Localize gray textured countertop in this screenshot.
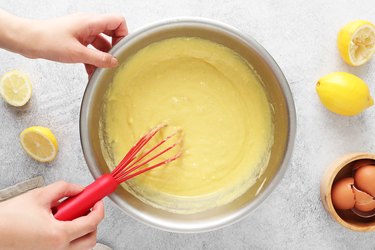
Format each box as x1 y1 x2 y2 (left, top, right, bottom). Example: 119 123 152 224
1 0 375 249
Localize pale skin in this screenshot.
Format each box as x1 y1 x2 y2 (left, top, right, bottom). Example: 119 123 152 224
0 9 128 249
0 182 103 250
0 9 128 76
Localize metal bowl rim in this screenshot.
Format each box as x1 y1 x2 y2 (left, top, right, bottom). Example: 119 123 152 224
80 17 296 233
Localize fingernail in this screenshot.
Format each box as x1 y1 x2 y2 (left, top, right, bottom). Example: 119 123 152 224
111 57 118 67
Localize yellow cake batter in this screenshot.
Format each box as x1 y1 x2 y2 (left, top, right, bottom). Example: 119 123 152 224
100 37 274 214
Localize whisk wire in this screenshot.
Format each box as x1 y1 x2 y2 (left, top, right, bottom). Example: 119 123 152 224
115 141 181 182
111 125 182 183
111 125 164 177
118 151 182 182
114 131 178 177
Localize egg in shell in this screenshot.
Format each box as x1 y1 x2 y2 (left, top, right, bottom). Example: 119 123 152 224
354 165 375 197
331 161 375 213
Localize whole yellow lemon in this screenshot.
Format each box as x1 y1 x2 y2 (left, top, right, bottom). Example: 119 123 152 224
316 72 373 116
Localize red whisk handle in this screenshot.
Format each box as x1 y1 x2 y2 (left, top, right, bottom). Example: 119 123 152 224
54 174 118 221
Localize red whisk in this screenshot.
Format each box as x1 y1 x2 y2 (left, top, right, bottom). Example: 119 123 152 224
54 124 182 221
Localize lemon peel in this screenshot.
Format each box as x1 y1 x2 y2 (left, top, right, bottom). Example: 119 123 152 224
316 72 373 116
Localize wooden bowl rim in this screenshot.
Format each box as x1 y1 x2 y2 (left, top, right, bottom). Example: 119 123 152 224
321 152 375 232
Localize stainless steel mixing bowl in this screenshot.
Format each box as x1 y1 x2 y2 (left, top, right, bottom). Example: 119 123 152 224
80 18 296 233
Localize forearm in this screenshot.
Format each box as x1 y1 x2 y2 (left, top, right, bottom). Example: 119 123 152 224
0 9 38 57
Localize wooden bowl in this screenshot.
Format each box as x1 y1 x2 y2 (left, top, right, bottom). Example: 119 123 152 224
320 152 375 232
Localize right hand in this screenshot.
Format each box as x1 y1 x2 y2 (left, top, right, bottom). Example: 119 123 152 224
0 181 104 250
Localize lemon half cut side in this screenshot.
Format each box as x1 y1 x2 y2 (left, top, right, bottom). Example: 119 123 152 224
0 70 32 106
338 20 375 66
20 126 58 163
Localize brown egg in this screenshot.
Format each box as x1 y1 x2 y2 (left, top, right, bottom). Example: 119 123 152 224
352 159 375 170
331 177 355 210
354 165 375 197
352 186 375 212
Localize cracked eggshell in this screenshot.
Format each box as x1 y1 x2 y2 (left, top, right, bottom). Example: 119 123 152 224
331 177 355 210
352 186 375 212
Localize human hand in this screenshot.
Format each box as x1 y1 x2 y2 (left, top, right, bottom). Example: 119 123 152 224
1 11 127 77
0 181 104 250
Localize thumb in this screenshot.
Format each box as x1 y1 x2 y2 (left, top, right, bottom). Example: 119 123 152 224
78 45 118 68
40 181 84 206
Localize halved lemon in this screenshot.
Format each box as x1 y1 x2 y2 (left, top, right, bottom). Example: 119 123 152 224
0 70 32 106
20 126 58 162
337 20 375 66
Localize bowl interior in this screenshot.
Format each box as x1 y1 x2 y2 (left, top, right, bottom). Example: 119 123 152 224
81 19 295 232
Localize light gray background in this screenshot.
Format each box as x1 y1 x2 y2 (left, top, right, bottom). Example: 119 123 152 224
1 0 375 249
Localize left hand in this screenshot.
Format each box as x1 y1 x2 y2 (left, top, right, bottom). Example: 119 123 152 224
5 12 128 77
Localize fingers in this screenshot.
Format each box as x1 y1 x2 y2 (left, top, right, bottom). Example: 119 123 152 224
91 34 112 52
87 14 128 46
69 230 97 250
70 14 127 68
109 18 127 46
64 200 104 240
40 181 84 206
78 45 118 68
85 64 96 79
85 34 112 77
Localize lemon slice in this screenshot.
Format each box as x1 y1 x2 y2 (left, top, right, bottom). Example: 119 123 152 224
20 126 58 162
0 70 32 106
316 72 374 116
337 20 375 66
